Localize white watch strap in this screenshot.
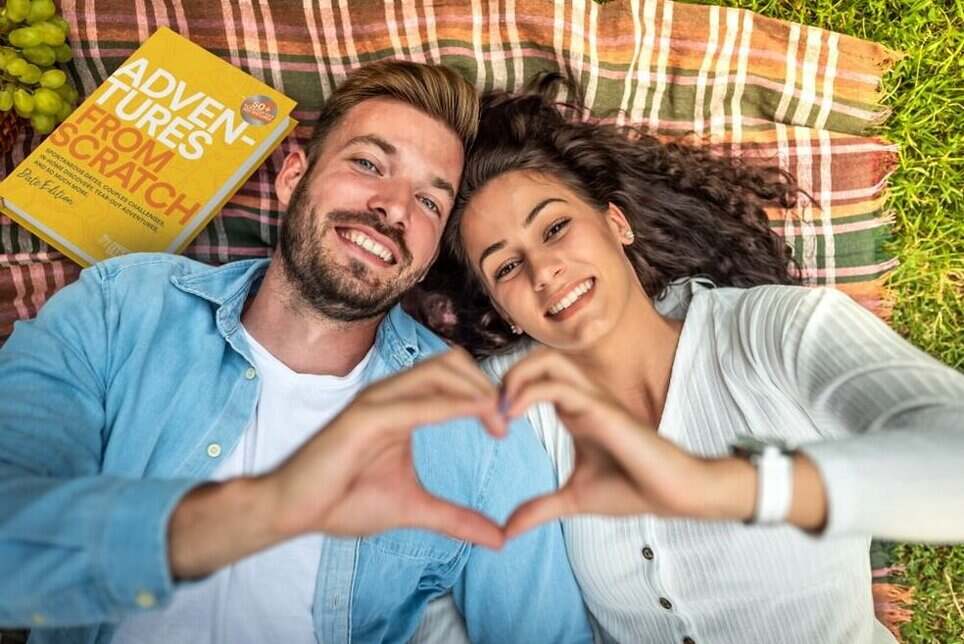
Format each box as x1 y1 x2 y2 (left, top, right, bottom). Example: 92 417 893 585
753 445 794 525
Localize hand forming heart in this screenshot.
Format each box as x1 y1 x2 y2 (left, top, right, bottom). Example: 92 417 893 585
170 344 759 579
498 347 726 539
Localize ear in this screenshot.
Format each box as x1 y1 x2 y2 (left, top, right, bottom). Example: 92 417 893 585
275 148 310 209
604 202 635 245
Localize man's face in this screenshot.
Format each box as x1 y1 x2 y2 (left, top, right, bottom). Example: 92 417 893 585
277 97 465 321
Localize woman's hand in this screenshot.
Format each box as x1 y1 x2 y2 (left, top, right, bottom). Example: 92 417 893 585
500 348 757 538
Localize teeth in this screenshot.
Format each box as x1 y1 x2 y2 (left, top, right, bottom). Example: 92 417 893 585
341 230 394 263
548 279 594 315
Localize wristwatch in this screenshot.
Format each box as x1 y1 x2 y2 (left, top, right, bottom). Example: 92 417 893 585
730 435 795 525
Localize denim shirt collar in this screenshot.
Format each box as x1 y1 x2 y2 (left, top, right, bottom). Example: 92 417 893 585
168 257 422 367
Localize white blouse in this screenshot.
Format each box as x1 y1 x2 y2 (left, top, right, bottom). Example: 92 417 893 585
478 282 964 644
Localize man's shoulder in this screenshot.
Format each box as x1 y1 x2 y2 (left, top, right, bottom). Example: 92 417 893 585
92 251 209 280
90 253 268 301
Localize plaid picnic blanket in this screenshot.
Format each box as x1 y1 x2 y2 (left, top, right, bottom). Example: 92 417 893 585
0 0 899 346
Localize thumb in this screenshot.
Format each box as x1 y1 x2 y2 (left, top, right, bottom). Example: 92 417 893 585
503 489 577 541
405 489 507 550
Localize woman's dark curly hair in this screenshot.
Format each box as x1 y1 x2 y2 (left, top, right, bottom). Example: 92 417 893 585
417 75 803 357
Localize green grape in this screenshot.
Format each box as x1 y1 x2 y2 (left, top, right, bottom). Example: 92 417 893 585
33 87 61 114
53 42 71 63
0 88 13 112
50 15 68 36
55 98 71 121
54 83 80 105
39 68 65 89
13 88 35 115
26 0 56 25
0 13 12 33
8 26 42 48
53 82 77 103
31 112 56 134
19 63 42 84
5 0 30 23
22 44 55 66
0 48 15 66
36 21 64 46
5 56 29 76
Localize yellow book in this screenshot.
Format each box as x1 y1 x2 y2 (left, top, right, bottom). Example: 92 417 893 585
0 27 297 267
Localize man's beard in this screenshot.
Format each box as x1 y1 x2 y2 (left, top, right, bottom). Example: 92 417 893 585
278 178 419 322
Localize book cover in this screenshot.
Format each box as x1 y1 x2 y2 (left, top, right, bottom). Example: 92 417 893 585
0 27 297 266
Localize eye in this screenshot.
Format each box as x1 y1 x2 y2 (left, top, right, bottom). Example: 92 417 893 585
418 195 442 216
494 259 520 281
352 158 380 174
544 218 570 241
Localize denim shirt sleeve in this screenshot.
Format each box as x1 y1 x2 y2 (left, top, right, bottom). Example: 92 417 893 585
0 265 200 626
452 416 592 643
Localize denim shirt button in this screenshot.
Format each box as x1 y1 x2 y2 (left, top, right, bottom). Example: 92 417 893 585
206 443 222 458
32 613 46 626
244 367 257 380
135 591 157 608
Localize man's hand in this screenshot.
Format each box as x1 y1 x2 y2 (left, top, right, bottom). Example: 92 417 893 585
169 349 507 579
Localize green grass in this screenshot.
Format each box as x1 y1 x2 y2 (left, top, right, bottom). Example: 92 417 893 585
701 0 964 640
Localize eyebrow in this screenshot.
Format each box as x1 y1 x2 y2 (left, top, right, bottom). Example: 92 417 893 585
344 134 396 155
477 198 567 272
344 135 455 201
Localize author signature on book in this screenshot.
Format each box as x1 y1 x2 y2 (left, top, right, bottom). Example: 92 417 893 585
14 168 75 206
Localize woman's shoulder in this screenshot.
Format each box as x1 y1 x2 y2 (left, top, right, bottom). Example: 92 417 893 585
703 283 858 327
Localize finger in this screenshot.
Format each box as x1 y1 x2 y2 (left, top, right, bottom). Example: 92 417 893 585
503 490 577 540
501 348 595 405
406 491 506 549
373 393 505 440
439 347 499 395
368 354 496 405
505 379 597 423
477 407 509 439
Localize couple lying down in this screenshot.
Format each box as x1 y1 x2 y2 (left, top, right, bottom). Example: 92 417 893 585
1 61 961 644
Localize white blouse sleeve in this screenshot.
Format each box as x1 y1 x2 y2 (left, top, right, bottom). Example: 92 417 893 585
735 286 964 542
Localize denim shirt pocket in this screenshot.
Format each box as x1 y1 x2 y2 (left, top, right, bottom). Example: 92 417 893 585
350 531 466 642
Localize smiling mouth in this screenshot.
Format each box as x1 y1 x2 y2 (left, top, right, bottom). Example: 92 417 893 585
546 278 595 317
337 228 397 265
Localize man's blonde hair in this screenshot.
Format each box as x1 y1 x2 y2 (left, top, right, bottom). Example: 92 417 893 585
306 60 479 164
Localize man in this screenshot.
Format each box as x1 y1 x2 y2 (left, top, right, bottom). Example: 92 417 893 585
0 61 591 643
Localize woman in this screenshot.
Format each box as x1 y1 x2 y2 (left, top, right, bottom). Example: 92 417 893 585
421 79 964 643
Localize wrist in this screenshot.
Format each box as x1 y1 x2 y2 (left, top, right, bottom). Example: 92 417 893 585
786 453 829 533
168 476 284 579
699 457 757 521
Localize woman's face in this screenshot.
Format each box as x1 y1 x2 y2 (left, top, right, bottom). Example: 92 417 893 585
460 170 640 352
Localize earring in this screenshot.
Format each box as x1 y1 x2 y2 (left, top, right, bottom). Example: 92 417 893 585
509 324 523 335
624 230 635 243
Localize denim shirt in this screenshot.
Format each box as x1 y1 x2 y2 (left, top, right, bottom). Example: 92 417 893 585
0 254 592 643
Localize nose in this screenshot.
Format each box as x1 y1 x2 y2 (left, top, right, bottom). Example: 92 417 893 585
528 248 566 292
367 178 411 230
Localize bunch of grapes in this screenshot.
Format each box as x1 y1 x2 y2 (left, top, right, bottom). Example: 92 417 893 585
0 0 80 135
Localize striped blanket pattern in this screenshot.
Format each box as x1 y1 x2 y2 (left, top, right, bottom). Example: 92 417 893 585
0 0 898 340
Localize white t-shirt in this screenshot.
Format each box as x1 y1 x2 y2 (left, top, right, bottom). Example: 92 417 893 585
113 327 373 644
